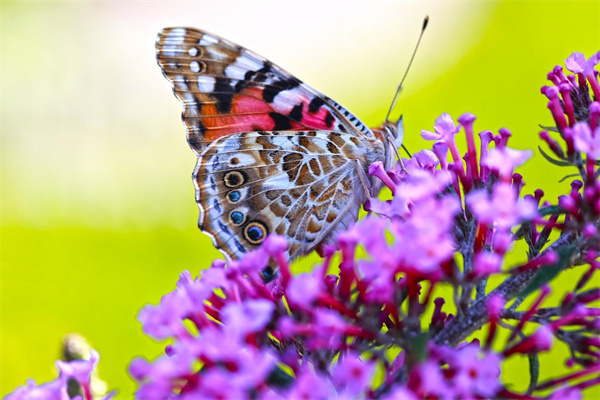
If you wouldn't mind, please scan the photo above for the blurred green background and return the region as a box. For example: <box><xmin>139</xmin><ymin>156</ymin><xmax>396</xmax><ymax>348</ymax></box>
<box><xmin>2</xmin><ymin>1</ymin><xmax>599</xmax><ymax>398</ymax></box>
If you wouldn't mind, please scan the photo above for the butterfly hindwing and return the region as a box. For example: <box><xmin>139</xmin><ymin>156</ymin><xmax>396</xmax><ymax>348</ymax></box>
<box><xmin>156</xmin><ymin>27</ymin><xmax>373</xmax><ymax>153</ymax></box>
<box><xmin>195</xmin><ymin>131</ymin><xmax>377</xmax><ymax>260</ymax></box>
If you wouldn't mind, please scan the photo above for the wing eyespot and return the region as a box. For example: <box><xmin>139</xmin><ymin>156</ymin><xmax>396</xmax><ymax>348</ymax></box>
<box><xmin>229</xmin><ymin>211</ymin><xmax>245</xmax><ymax>226</ymax></box>
<box><xmin>223</xmin><ymin>171</ymin><xmax>245</xmax><ymax>188</ymax></box>
<box><xmin>244</xmin><ymin>221</ymin><xmax>268</xmax><ymax>244</ymax></box>
<box><xmin>227</xmin><ymin>190</ymin><xmax>241</xmax><ymax>203</ymax></box>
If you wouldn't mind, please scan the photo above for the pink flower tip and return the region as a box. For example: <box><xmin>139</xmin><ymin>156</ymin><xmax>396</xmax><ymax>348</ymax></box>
<box><xmin>211</xmin><ymin>259</ymin><xmax>226</xmax><ymax>269</ymax></box>
<box><xmin>487</xmin><ymin>294</ymin><xmax>505</xmax><ymax>318</ymax></box>
<box><xmin>263</xmin><ymin>234</ymin><xmax>288</xmax><ymax>255</ymax></box>
<box><xmin>532</xmin><ymin>325</ymin><xmax>555</xmax><ymax>351</ymax></box>
<box><xmin>590</xmin><ymin>102</ymin><xmax>600</xmax><ymax>113</ymax></box>
<box><xmin>583</xmin><ymin>223</ymin><xmax>598</xmax><ymax>238</ymax></box>
<box><xmin>541</xmin><ymin>285</ymin><xmax>551</xmax><ymax>296</ymax></box>
<box><xmin>544</xmin><ymin>85</ymin><xmax>559</xmax><ymax>99</ymax></box>
<box><xmin>458</xmin><ymin>113</ymin><xmax>476</xmax><ymax>125</ymax></box>
<box><xmin>542</xmin><ymin>250</ymin><xmax>559</xmax><ymax>265</ymax></box>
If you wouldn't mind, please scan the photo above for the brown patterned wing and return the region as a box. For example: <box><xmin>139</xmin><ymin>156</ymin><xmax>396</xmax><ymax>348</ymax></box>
<box><xmin>194</xmin><ymin>130</ymin><xmax>381</xmax><ymax>260</ymax></box>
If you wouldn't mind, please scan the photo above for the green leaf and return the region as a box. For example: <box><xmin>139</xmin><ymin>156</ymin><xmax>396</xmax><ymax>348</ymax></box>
<box><xmin>517</xmin><ymin>244</ymin><xmax>577</xmax><ymax>298</ymax></box>
<box><xmin>538</xmin><ymin>124</ymin><xmax>561</xmax><ymax>133</ymax></box>
<box><xmin>538</xmin><ymin>146</ymin><xmax>571</xmax><ymax>167</ymax></box>
<box><xmin>409</xmin><ymin>332</ymin><xmax>430</xmax><ymax>363</ymax></box>
<box><xmin>559</xmin><ymin>173</ymin><xmax>581</xmax><ymax>183</ymax></box>
<box><xmin>537</xmin><ymin>205</ymin><xmax>565</xmax><ymax>216</ymax></box>
<box><xmin>266</xmin><ymin>366</ymin><xmax>294</xmax><ymax>388</ymax></box>
<box><xmin>527</xmin><ymin>352</ymin><xmax>540</xmax><ymax>394</ymax></box>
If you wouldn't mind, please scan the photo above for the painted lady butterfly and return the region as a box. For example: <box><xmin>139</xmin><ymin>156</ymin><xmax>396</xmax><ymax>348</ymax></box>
<box><xmin>156</xmin><ymin>27</ymin><xmax>405</xmax><ymax>262</ymax></box>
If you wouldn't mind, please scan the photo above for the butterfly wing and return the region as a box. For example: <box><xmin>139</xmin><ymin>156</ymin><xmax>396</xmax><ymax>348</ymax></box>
<box><xmin>196</xmin><ymin>130</ymin><xmax>383</xmax><ymax>260</ymax></box>
<box><xmin>156</xmin><ymin>27</ymin><xmax>386</xmax><ymax>261</ymax></box>
<box><xmin>156</xmin><ymin>27</ymin><xmax>374</xmax><ymax>153</ymax></box>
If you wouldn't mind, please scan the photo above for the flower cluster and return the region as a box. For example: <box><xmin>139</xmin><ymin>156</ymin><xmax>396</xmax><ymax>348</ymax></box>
<box><xmin>5</xmin><ymin>52</ymin><xmax>599</xmax><ymax>400</ymax></box>
<box><xmin>125</xmin><ymin>51</ymin><xmax>599</xmax><ymax>399</ymax></box>
<box><xmin>5</xmin><ymin>347</ymin><xmax>113</xmax><ymax>400</ymax></box>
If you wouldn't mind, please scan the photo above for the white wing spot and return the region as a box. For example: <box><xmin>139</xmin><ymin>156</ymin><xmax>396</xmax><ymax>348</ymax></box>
<box><xmin>199</xmin><ymin>34</ymin><xmax>219</xmax><ymax>46</ymax></box>
<box><xmin>198</xmin><ymin>76</ymin><xmax>215</xmax><ymax>92</ymax></box>
<box><xmin>190</xmin><ymin>61</ymin><xmax>201</xmax><ymax>73</ymax></box>
<box><xmin>272</xmin><ymin>88</ymin><xmax>306</xmax><ymax>114</ymax></box>
<box><xmin>224</xmin><ymin>63</ymin><xmax>247</xmax><ymax>80</ymax></box>
<box><xmin>174</xmin><ymin>75</ymin><xmax>188</xmax><ymax>91</ymax></box>
<box><xmin>162</xmin><ymin>45</ymin><xmax>183</xmax><ymax>57</ymax></box>
<box><xmin>166</xmin><ymin>28</ymin><xmax>186</xmax><ymax>43</ymax></box>
<box><xmin>238</xmin><ymin>51</ymin><xmax>264</xmax><ymax>70</ymax></box>
<box><xmin>188</xmin><ymin>47</ymin><xmax>199</xmax><ymax>57</ymax></box>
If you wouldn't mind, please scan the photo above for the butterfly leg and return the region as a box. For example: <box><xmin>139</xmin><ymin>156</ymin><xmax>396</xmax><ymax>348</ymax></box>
<box><xmin>354</xmin><ymin>159</ymin><xmax>373</xmax><ymax>198</ymax></box>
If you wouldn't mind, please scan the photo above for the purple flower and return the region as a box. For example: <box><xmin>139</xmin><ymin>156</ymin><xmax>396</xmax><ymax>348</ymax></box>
<box><xmin>184</xmin><ymin>369</ymin><xmax>247</xmax><ymax>400</ymax></box>
<box><xmin>4</xmin><ymin>379</ymin><xmax>69</xmax><ymax>400</ymax></box>
<box><xmin>385</xmin><ymin>386</ymin><xmax>418</xmax><ymax>400</ymax></box>
<box><xmin>421</xmin><ymin>113</ymin><xmax>460</xmax><ymax>142</ymax></box>
<box><xmin>549</xmin><ymin>386</ymin><xmax>583</xmax><ymax>400</ymax></box>
<box><xmin>412</xmin><ymin>360</ymin><xmax>451</xmax><ymax>399</ymax></box>
<box><xmin>564</xmin><ymin>51</ymin><xmax>600</xmax><ymax>100</ymax></box>
<box><xmin>332</xmin><ymin>353</ymin><xmax>375</xmax><ymax>395</ymax></box>
<box><xmin>130</xmin><ymin>350</ymin><xmax>195</xmax><ymax>399</ymax></box>
<box><xmin>221</xmin><ymin>299</ymin><xmax>274</xmax><ymax>338</ymax></box>
<box><xmin>286</xmin><ymin>272</ymin><xmax>323</xmax><ymax>308</ymax></box>
<box><xmin>137</xmin><ymin>288</ymin><xmax>194</xmax><ymax>341</ymax></box>
<box><xmin>472</xmin><ymin>252</ymin><xmax>502</xmax><ymax>277</ymax></box>
<box><xmin>421</xmin><ymin>113</ymin><xmax>462</xmax><ymax>164</ymax></box>
<box><xmin>392</xmin><ymin>196</ymin><xmax>460</xmax><ymax>275</ymax></box>
<box><xmin>466</xmin><ymin>182</ymin><xmax>538</xmax><ymax>230</ymax></box>
<box><xmin>565</xmin><ymin>51</ymin><xmax>599</xmax><ymax>75</ymax></box>
<box><xmin>447</xmin><ymin>345</ymin><xmax>502</xmax><ymax>398</ymax></box>
<box><xmin>481</xmin><ymin>147</ymin><xmax>532</xmax><ymax>181</ymax></box>
<box><xmin>570</xmin><ymin>121</ymin><xmax>600</xmax><ymax>159</ymax></box>
<box><xmin>227</xmin><ymin>349</ymin><xmax>276</xmax><ymax>389</ymax></box>
<box><xmin>286</xmin><ymin>365</ymin><xmax>335</xmax><ymax>400</ymax></box>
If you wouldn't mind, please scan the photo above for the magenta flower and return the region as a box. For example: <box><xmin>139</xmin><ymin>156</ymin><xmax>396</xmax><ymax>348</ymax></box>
<box><xmin>332</xmin><ymin>353</ymin><xmax>375</xmax><ymax>396</ymax></box>
<box><xmin>472</xmin><ymin>252</ymin><xmax>502</xmax><ymax>277</ymax></box>
<box><xmin>466</xmin><ymin>182</ymin><xmax>538</xmax><ymax>230</ymax></box>
<box><xmin>570</xmin><ymin>121</ymin><xmax>600</xmax><ymax>159</ymax></box>
<box><xmin>9</xmin><ymin>49</ymin><xmax>600</xmax><ymax>400</ymax></box>
<box><xmin>447</xmin><ymin>345</ymin><xmax>502</xmax><ymax>398</ymax></box>
<box><xmin>286</xmin><ymin>272</ymin><xmax>323</xmax><ymax>308</ymax></box>
<box><xmin>286</xmin><ymin>365</ymin><xmax>335</xmax><ymax>400</ymax></box>
<box><xmin>4</xmin><ymin>379</ymin><xmax>70</xmax><ymax>400</ymax></box>
<box><xmin>481</xmin><ymin>146</ymin><xmax>533</xmax><ymax>181</ymax></box>
<box><xmin>565</xmin><ymin>51</ymin><xmax>599</xmax><ymax>75</ymax></box>
<box><xmin>7</xmin><ymin>349</ymin><xmax>113</xmax><ymax>400</ymax></box>
<box><xmin>421</xmin><ymin>112</ymin><xmax>460</xmax><ymax>142</ymax></box>
<box><xmin>221</xmin><ymin>299</ymin><xmax>274</xmax><ymax>338</ymax></box>
<box><xmin>421</xmin><ymin>113</ymin><xmax>462</xmax><ymax>164</ymax></box>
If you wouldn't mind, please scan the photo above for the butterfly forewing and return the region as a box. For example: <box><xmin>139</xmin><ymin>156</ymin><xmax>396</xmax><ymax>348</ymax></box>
<box><xmin>156</xmin><ymin>27</ymin><xmax>385</xmax><ymax>261</ymax></box>
<box><xmin>156</xmin><ymin>27</ymin><xmax>373</xmax><ymax>153</ymax></box>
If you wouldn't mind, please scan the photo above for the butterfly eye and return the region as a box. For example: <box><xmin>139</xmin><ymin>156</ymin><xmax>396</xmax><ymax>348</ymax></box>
<box><xmin>227</xmin><ymin>190</ymin><xmax>241</xmax><ymax>203</ymax></box>
<box><xmin>223</xmin><ymin>171</ymin><xmax>245</xmax><ymax>188</ymax></box>
<box><xmin>244</xmin><ymin>221</ymin><xmax>268</xmax><ymax>244</ymax></box>
<box><xmin>229</xmin><ymin>211</ymin><xmax>245</xmax><ymax>226</ymax></box>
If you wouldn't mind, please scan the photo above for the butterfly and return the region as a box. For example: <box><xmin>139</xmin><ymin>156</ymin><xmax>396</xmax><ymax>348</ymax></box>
<box><xmin>156</xmin><ymin>27</ymin><xmax>404</xmax><ymax>262</ymax></box>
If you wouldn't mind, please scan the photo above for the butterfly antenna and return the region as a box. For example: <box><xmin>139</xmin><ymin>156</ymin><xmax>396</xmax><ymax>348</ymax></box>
<box><xmin>384</xmin><ymin>16</ymin><xmax>429</xmax><ymax>123</ymax></box>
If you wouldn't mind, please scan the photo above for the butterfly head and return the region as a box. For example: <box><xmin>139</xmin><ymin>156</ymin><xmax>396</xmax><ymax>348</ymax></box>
<box><xmin>374</xmin><ymin>116</ymin><xmax>405</xmax><ymax>169</ymax></box>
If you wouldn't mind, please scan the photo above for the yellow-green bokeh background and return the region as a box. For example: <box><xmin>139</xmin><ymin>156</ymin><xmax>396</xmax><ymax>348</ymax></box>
<box><xmin>2</xmin><ymin>1</ymin><xmax>599</xmax><ymax>398</ymax></box>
